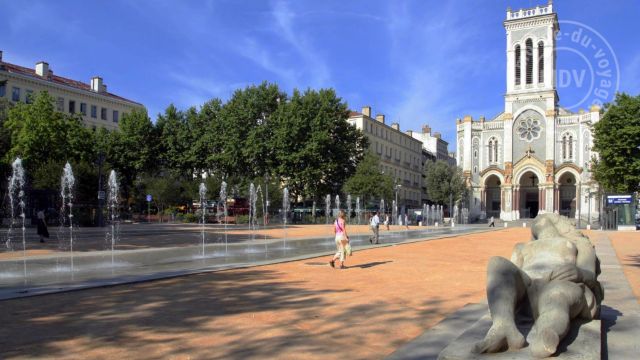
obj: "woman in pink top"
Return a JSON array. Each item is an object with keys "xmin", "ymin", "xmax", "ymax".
[{"xmin": 329, "ymin": 210, "xmax": 349, "ymax": 269}]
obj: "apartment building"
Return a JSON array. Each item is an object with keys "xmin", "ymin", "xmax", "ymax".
[
  {"xmin": 347, "ymin": 106, "xmax": 423, "ymax": 208},
  {"xmin": 0, "ymin": 51, "xmax": 144, "ymax": 130}
]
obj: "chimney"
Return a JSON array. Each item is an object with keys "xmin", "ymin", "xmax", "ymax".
[
  {"xmin": 434, "ymin": 132, "xmax": 441, "ymax": 139},
  {"xmin": 422, "ymin": 124, "xmax": 431, "ymax": 134},
  {"xmin": 361, "ymin": 106, "xmax": 371, "ymax": 117},
  {"xmin": 91, "ymin": 76, "xmax": 103, "ymax": 93},
  {"xmin": 391, "ymin": 123, "xmax": 400, "ymax": 131},
  {"xmin": 406, "ymin": 130, "xmax": 413, "ymax": 137},
  {"xmin": 35, "ymin": 61, "xmax": 49, "ymax": 77},
  {"xmin": 375, "ymin": 114, "xmax": 385, "ymax": 124}
]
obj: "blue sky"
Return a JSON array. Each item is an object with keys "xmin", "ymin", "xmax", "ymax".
[{"xmin": 1, "ymin": 0, "xmax": 639, "ymax": 146}]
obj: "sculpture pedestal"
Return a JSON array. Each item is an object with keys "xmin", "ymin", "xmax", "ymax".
[{"xmin": 438, "ymin": 313, "xmax": 601, "ymax": 360}]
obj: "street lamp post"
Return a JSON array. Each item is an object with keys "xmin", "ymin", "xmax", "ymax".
[
  {"xmin": 449, "ymin": 192, "xmax": 453, "ymax": 225},
  {"xmin": 264, "ymin": 173, "xmax": 269, "ymax": 226},
  {"xmin": 587, "ymin": 191, "xmax": 592, "ymax": 230},
  {"xmin": 394, "ymin": 181, "xmax": 401, "ymax": 225},
  {"xmin": 96, "ymin": 152, "xmax": 105, "ymax": 227}
]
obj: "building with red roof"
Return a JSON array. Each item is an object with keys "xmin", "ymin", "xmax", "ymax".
[{"xmin": 0, "ymin": 50, "xmax": 144, "ymax": 130}]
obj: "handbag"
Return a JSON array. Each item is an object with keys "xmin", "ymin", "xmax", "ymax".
[{"xmin": 345, "ymin": 243, "xmax": 353, "ymax": 256}]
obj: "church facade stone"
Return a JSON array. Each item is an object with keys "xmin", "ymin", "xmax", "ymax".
[{"xmin": 456, "ymin": 2, "xmax": 600, "ymax": 222}]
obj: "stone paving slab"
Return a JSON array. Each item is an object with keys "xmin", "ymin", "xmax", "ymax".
[
  {"xmin": 386, "ymin": 303, "xmax": 488, "ymax": 360},
  {"xmin": 594, "ymin": 233, "xmax": 640, "ymax": 360}
]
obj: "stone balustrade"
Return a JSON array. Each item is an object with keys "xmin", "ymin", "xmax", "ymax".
[{"xmin": 507, "ymin": 3, "xmax": 553, "ymax": 20}]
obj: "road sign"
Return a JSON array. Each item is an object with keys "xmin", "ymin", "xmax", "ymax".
[
  {"xmin": 146, "ymin": 194, "xmax": 152, "ymax": 202},
  {"xmin": 97, "ymin": 191, "xmax": 106, "ymax": 200},
  {"xmin": 607, "ymin": 195, "xmax": 632, "ymax": 205}
]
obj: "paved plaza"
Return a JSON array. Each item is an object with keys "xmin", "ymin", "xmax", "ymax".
[
  {"xmin": 1, "ymin": 227, "xmax": 637, "ymax": 359},
  {"xmin": 0, "ymin": 223, "xmax": 486, "ymax": 299}
]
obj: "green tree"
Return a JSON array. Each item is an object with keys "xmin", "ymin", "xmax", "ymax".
[
  {"xmin": 191, "ymin": 99, "xmax": 222, "ymax": 177},
  {"xmin": 104, "ymin": 108, "xmax": 156, "ymax": 203},
  {"xmin": 342, "ymin": 152, "xmax": 394, "ymax": 204},
  {"xmin": 424, "ymin": 160, "xmax": 466, "ymax": 206},
  {"xmin": 272, "ymin": 88, "xmax": 368, "ymax": 199},
  {"xmin": 156, "ymin": 104, "xmax": 189, "ymax": 176},
  {"xmin": 141, "ymin": 176, "xmax": 186, "ymax": 221},
  {"xmin": 199, "ymin": 99, "xmax": 224, "ymax": 176},
  {"xmin": 592, "ymin": 93, "xmax": 640, "ymax": 193},
  {"xmin": 4, "ymin": 91, "xmax": 94, "ymax": 171},
  {"xmin": 0, "ymin": 98, "xmax": 12, "ymax": 182},
  {"xmin": 217, "ymin": 82, "xmax": 285, "ymax": 179}
]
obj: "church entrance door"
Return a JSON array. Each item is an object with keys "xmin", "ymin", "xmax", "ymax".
[
  {"xmin": 519, "ymin": 171, "xmax": 539, "ymax": 218},
  {"xmin": 558, "ymin": 173, "xmax": 577, "ymax": 218},
  {"xmin": 485, "ymin": 175, "xmax": 501, "ymax": 219}
]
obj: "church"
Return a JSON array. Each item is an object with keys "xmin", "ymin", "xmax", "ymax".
[{"xmin": 456, "ymin": 1, "xmax": 600, "ymax": 222}]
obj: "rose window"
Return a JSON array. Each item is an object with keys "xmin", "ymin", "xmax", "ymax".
[{"xmin": 517, "ymin": 118, "xmax": 541, "ymax": 142}]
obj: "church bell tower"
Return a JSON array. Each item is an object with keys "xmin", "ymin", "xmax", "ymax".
[{"xmin": 501, "ymin": 1, "xmax": 560, "ymax": 219}]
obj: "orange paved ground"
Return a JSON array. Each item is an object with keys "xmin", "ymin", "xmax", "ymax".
[
  {"xmin": 607, "ymin": 231, "xmax": 640, "ymax": 303},
  {"xmin": 0, "ymin": 228, "xmax": 529, "ymax": 360}
]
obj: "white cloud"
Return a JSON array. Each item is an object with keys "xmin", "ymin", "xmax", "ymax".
[
  {"xmin": 270, "ymin": 0, "xmax": 331, "ymax": 88},
  {"xmin": 382, "ymin": 1, "xmax": 500, "ymax": 145}
]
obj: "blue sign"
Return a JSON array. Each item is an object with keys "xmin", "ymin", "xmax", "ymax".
[
  {"xmin": 146, "ymin": 194, "xmax": 152, "ymax": 202},
  {"xmin": 607, "ymin": 195, "xmax": 632, "ymax": 205}
]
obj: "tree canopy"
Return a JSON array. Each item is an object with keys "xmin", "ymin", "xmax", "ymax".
[
  {"xmin": 3, "ymin": 91, "xmax": 94, "ymax": 171},
  {"xmin": 424, "ymin": 160, "xmax": 466, "ymax": 206},
  {"xmin": 272, "ymin": 88, "xmax": 368, "ymax": 199},
  {"xmin": 342, "ymin": 152, "xmax": 393, "ymax": 205},
  {"xmin": 592, "ymin": 93, "xmax": 640, "ymax": 194},
  {"xmin": 1, "ymin": 83, "xmax": 372, "ymax": 221}
]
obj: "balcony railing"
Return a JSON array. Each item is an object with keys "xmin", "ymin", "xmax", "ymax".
[{"xmin": 507, "ymin": 3, "xmax": 553, "ymax": 20}]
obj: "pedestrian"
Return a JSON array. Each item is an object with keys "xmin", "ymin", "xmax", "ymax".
[
  {"xmin": 405, "ymin": 213, "xmax": 409, "ymax": 229},
  {"xmin": 489, "ymin": 216, "xmax": 495, "ymax": 227},
  {"xmin": 329, "ymin": 210, "xmax": 350, "ymax": 269},
  {"xmin": 384, "ymin": 214, "xmax": 390, "ymax": 230},
  {"xmin": 36, "ymin": 209, "xmax": 49, "ymax": 243},
  {"xmin": 369, "ymin": 211, "xmax": 380, "ymax": 244}
]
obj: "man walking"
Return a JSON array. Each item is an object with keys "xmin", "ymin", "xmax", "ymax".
[
  {"xmin": 369, "ymin": 211, "xmax": 380, "ymax": 244},
  {"xmin": 489, "ymin": 216, "xmax": 495, "ymax": 227}
]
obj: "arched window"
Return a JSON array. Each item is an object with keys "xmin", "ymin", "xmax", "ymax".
[
  {"xmin": 488, "ymin": 137, "xmax": 499, "ymax": 163},
  {"xmin": 515, "ymin": 45, "xmax": 521, "ymax": 85},
  {"xmin": 525, "ymin": 39, "xmax": 533, "ymax": 84},
  {"xmin": 568, "ymin": 135, "xmax": 573, "ymax": 159},
  {"xmin": 488, "ymin": 139, "xmax": 494, "ymax": 163},
  {"xmin": 561, "ymin": 133, "xmax": 574, "ymax": 161},
  {"xmin": 538, "ymin": 41, "xmax": 544, "ymax": 83}
]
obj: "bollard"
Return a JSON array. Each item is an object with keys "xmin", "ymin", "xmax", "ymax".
[
  {"xmin": 504, "ymin": 222, "xmax": 508, "ymax": 228},
  {"xmin": 522, "ymin": 222, "xmax": 526, "ymax": 228}
]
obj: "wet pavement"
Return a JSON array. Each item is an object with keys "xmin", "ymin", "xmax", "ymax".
[{"xmin": 0, "ymin": 223, "xmax": 493, "ymax": 299}]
